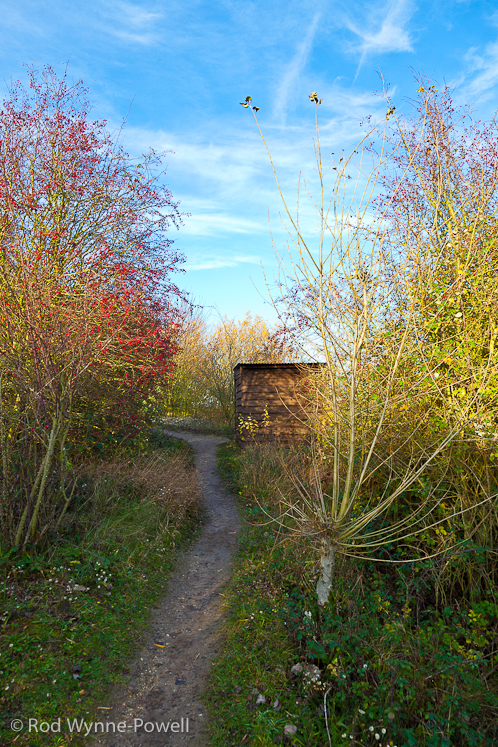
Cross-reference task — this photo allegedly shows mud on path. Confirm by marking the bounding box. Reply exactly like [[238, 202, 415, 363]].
[[89, 431, 239, 746]]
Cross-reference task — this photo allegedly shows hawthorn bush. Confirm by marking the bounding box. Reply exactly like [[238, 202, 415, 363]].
[[371, 80, 498, 593], [0, 65, 185, 549]]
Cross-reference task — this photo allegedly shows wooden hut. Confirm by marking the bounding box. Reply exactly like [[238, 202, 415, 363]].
[[234, 362, 323, 446]]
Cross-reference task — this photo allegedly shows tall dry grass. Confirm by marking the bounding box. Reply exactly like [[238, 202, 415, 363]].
[[237, 439, 498, 608], [48, 449, 202, 563]]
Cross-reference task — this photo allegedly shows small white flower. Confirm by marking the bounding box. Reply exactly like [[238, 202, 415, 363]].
[[375, 734, 380, 740], [342, 734, 346, 739], [381, 728, 386, 735], [363, 663, 368, 669], [369, 726, 374, 732]]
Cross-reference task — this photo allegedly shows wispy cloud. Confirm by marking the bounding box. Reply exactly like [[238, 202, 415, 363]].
[[185, 254, 261, 271], [273, 11, 321, 123], [102, 1, 162, 45], [338, 0, 416, 76], [459, 41, 498, 103], [319, 82, 384, 122], [180, 212, 266, 237], [121, 124, 313, 202], [0, 4, 46, 39]]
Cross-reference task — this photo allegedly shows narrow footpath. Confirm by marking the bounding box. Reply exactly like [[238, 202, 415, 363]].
[[89, 431, 240, 746]]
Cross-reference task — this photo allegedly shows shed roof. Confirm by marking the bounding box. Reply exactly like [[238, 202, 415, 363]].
[[233, 362, 323, 371]]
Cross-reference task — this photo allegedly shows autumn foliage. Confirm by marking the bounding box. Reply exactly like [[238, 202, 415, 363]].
[[241, 80, 498, 610], [0, 66, 185, 548], [167, 310, 294, 424], [367, 82, 498, 546]]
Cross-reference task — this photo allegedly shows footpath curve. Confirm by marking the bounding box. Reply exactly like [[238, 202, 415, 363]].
[[90, 431, 240, 746]]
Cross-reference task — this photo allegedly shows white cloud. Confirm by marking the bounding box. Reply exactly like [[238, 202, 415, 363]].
[[0, 4, 45, 38], [121, 124, 273, 198], [116, 86, 388, 253], [116, 2, 161, 27], [110, 29, 159, 45], [101, 1, 162, 45], [185, 254, 261, 271], [459, 41, 498, 103], [273, 12, 321, 123], [337, 0, 416, 75], [318, 82, 385, 122], [180, 212, 266, 237]]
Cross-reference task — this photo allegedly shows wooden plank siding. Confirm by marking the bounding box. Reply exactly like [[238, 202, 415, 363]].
[[233, 363, 324, 446]]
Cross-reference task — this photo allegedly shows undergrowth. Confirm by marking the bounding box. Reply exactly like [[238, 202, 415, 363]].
[[207, 442, 498, 747], [0, 432, 202, 746]]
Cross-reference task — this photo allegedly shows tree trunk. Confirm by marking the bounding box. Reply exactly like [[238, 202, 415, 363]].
[[316, 539, 336, 607]]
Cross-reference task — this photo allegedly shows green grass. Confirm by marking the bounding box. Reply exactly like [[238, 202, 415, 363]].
[[206, 442, 498, 747], [0, 433, 202, 746], [206, 442, 336, 747]]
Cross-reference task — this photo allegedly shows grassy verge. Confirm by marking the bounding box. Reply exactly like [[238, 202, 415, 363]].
[[206, 442, 332, 746], [0, 432, 202, 746], [206, 442, 498, 747]]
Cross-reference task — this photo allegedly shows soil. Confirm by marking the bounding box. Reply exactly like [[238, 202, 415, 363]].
[[88, 431, 240, 746]]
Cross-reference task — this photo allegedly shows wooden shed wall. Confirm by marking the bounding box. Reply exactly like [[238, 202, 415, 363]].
[[234, 363, 322, 446]]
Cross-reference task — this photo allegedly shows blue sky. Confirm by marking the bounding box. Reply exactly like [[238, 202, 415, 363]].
[[2, 0, 498, 325]]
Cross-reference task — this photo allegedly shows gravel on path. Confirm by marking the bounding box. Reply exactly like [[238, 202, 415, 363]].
[[88, 431, 240, 746]]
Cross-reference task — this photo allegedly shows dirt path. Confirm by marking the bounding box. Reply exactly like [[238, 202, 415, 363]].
[[89, 431, 239, 746]]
